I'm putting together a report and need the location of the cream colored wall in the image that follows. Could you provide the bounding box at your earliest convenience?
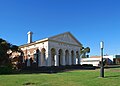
[48,40,81,66]
[20,39,81,67]
[49,41,80,52]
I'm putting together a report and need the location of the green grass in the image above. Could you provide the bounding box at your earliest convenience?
[0,68,120,86]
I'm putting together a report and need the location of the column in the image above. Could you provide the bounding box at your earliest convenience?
[33,54,36,63]
[22,56,25,63]
[69,52,72,65]
[40,52,43,66]
[44,53,46,66]
[41,52,46,66]
[76,57,78,64]
[38,52,41,67]
[46,52,51,66]
[27,56,30,67]
[62,51,65,66]
[55,54,59,66]
[66,54,69,65]
[21,53,25,63]
[74,52,76,65]
[78,53,81,65]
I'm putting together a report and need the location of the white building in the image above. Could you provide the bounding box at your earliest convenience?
[81,57,101,66]
[81,55,120,66]
[20,31,82,67]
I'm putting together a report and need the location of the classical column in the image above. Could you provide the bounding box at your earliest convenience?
[69,52,72,65]
[44,53,46,66]
[40,52,43,66]
[55,53,59,66]
[46,51,51,66]
[21,53,25,63]
[74,52,76,65]
[38,52,41,67]
[54,51,58,66]
[22,56,25,63]
[27,56,30,67]
[41,52,46,66]
[78,53,81,65]
[66,54,68,65]
[33,54,36,63]
[62,51,65,66]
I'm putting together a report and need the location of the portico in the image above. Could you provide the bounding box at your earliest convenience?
[20,32,82,67]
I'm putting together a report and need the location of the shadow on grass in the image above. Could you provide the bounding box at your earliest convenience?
[96,65,120,69]
[104,65,120,69]
[105,75,120,78]
[23,82,36,86]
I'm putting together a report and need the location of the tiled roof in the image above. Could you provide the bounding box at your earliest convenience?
[90,56,101,58]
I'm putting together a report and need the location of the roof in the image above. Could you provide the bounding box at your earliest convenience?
[90,56,101,58]
[19,32,82,48]
[49,32,82,46]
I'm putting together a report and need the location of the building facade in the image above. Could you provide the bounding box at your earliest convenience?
[81,55,120,66]
[20,32,82,67]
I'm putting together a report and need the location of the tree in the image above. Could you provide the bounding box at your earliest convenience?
[84,47,90,57]
[80,47,85,58]
[80,47,90,58]
[0,38,19,67]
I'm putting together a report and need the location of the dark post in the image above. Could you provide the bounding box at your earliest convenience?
[100,41,104,77]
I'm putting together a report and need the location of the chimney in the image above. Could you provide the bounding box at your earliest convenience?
[27,31,33,43]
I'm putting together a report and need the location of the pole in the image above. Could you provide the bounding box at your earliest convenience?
[100,41,104,77]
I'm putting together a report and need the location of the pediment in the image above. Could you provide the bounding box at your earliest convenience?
[49,32,82,46]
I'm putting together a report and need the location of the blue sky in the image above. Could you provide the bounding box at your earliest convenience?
[0,0,120,56]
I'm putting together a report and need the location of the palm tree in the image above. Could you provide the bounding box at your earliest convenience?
[80,47,90,58]
[80,47,85,58]
[84,47,90,58]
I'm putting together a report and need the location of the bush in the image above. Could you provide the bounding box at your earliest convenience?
[0,66,13,74]
[82,64,93,67]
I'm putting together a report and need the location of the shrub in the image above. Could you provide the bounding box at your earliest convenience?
[0,66,13,74]
[82,64,93,67]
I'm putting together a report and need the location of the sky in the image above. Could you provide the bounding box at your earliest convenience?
[0,0,120,56]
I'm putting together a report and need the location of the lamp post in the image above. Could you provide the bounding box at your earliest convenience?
[100,41,104,77]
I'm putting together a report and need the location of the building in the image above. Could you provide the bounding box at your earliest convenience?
[81,55,120,66]
[113,55,120,64]
[81,56,101,66]
[19,31,82,67]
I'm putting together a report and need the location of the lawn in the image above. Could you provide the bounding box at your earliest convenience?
[0,68,120,86]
